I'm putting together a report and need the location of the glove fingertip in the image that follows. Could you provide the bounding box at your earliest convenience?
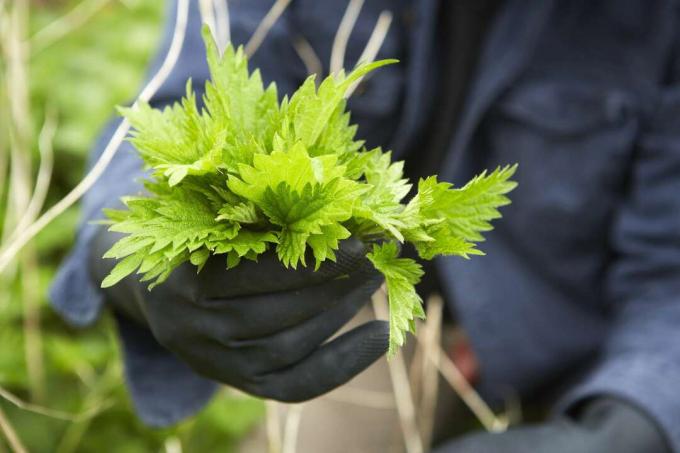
[354,320,390,365]
[320,238,373,277]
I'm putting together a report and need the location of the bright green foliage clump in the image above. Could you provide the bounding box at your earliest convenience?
[102,26,517,355]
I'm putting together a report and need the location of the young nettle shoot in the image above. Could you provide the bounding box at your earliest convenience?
[101,26,517,356]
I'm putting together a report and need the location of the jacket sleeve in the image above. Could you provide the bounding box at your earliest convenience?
[49,0,219,426]
[557,16,680,451]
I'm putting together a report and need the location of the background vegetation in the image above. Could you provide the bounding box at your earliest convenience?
[0,1,263,451]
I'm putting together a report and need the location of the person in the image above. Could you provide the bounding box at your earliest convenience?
[51,0,680,451]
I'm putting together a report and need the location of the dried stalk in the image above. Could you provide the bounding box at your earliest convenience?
[198,0,218,49]
[5,0,30,145]
[0,385,102,422]
[330,0,364,74]
[7,107,56,243]
[21,247,45,402]
[3,0,47,404]
[372,290,424,453]
[415,294,443,448]
[4,0,32,253]
[214,0,230,48]
[265,401,282,453]
[345,10,393,98]
[199,0,230,53]
[292,35,322,77]
[0,0,190,274]
[420,338,508,432]
[245,0,291,57]
[30,0,112,54]
[281,404,303,453]
[355,10,393,65]
[0,406,27,453]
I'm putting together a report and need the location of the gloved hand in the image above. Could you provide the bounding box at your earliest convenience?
[88,227,388,402]
[434,397,669,453]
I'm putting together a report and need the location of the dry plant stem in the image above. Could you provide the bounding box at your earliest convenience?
[355,10,393,65]
[0,143,7,248]
[244,0,291,57]
[416,294,443,449]
[408,323,424,395]
[8,107,56,243]
[293,35,323,78]
[30,0,111,54]
[5,0,30,144]
[0,385,99,422]
[344,10,393,98]
[0,91,8,211]
[0,405,27,453]
[4,0,32,250]
[281,404,303,453]
[372,291,424,453]
[199,1,229,52]
[22,247,45,402]
[214,0,230,48]
[0,1,25,285]
[265,401,282,453]
[4,0,46,402]
[330,0,364,74]
[0,0,190,275]
[198,0,218,49]
[3,135,31,255]
[421,339,507,432]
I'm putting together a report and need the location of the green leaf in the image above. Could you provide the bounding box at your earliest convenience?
[216,201,261,224]
[101,252,146,288]
[277,229,309,269]
[286,60,397,148]
[404,165,518,259]
[367,242,425,356]
[190,248,211,271]
[307,224,351,269]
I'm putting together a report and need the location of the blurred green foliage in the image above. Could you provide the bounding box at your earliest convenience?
[0,1,264,451]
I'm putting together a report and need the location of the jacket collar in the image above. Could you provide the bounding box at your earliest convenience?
[440,0,555,180]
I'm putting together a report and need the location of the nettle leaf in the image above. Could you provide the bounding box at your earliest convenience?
[216,201,260,224]
[307,224,351,269]
[102,26,517,357]
[403,165,518,259]
[212,230,278,259]
[286,60,397,148]
[367,242,425,356]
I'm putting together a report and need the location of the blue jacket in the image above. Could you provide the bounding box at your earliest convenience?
[51,0,680,449]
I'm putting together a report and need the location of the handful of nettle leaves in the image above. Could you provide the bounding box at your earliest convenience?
[100,27,517,356]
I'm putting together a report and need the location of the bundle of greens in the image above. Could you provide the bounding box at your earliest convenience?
[101,27,517,355]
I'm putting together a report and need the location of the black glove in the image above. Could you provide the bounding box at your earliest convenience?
[434,397,669,453]
[88,227,388,402]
